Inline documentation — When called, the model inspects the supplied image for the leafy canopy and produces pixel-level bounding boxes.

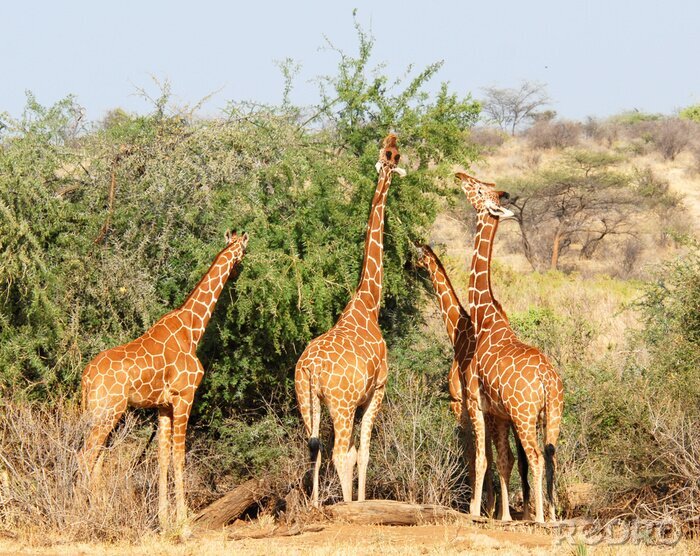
[0,21,481,429]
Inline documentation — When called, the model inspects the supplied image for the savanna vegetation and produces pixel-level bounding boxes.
[1,21,699,547]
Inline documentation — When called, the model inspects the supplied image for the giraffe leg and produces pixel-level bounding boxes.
[515,435,531,520]
[450,360,475,508]
[357,386,385,502]
[79,399,127,483]
[467,398,487,517]
[514,419,544,523]
[345,445,357,500]
[494,418,514,521]
[310,394,322,507]
[171,398,193,532]
[544,386,562,523]
[484,417,496,518]
[157,406,173,531]
[331,410,354,502]
[91,448,108,483]
[459,400,477,508]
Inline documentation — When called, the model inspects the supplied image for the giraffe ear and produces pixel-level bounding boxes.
[375,161,382,174]
[224,229,232,243]
[455,172,469,182]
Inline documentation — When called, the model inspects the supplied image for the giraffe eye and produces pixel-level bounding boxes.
[394,153,400,162]
[386,150,392,160]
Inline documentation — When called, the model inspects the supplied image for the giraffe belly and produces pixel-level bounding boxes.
[481,386,510,420]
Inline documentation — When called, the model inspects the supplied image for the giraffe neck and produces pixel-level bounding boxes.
[468,213,506,336]
[424,256,464,346]
[355,167,392,319]
[180,246,240,347]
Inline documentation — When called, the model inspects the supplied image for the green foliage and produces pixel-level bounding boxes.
[509,305,593,368]
[610,110,662,125]
[637,239,700,396]
[205,412,301,482]
[679,103,700,123]
[0,22,481,430]
[316,13,480,165]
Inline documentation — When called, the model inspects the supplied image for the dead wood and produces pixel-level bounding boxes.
[226,523,325,540]
[325,500,588,531]
[326,499,487,526]
[193,478,269,530]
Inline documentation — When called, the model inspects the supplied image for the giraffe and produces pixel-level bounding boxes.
[414,244,528,519]
[456,171,564,523]
[295,134,405,506]
[79,230,248,530]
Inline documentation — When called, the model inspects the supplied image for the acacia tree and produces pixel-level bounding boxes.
[503,151,648,271]
[481,80,550,135]
[0,20,483,426]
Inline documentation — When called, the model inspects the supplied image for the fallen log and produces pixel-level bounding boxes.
[227,523,326,540]
[325,500,587,530]
[326,499,488,526]
[193,478,269,530]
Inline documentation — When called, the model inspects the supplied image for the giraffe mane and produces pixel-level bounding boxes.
[455,172,497,188]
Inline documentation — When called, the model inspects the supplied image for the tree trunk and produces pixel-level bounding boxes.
[550,228,562,270]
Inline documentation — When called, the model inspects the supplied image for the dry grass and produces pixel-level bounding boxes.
[0,398,163,543]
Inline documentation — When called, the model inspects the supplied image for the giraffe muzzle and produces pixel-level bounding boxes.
[375,162,407,177]
[486,200,515,219]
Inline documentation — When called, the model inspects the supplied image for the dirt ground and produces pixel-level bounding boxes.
[0,521,696,556]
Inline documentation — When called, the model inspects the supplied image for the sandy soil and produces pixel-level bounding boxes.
[0,521,696,556]
[0,523,554,556]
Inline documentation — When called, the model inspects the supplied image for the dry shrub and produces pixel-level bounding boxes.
[527,119,581,150]
[617,237,644,278]
[468,126,508,150]
[651,119,692,160]
[638,403,700,524]
[586,118,620,148]
[689,141,700,175]
[368,373,469,507]
[188,409,318,521]
[579,391,700,530]
[0,398,159,543]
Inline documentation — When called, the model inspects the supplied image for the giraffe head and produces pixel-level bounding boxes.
[413,243,434,270]
[224,229,249,259]
[375,133,406,177]
[455,172,513,218]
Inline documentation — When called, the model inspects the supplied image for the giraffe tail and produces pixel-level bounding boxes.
[542,370,561,510]
[304,366,321,462]
[544,443,555,507]
[308,437,321,462]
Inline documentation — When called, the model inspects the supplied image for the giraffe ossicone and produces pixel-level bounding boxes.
[79,229,248,532]
[295,133,404,506]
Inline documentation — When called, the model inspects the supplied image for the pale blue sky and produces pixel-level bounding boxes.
[3,1,699,122]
